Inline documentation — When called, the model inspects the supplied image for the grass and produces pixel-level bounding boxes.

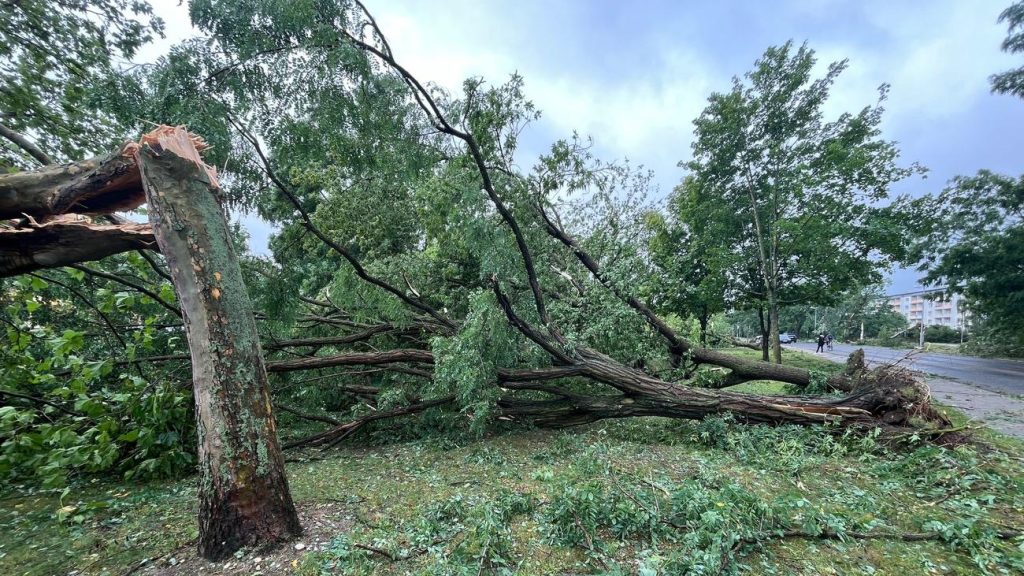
[2,347,1021,575]
[0,479,196,576]
[717,346,842,394]
[717,346,844,373]
[3,415,1023,575]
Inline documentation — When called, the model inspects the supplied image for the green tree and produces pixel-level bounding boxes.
[1,6,959,562]
[647,177,730,347]
[992,1,1024,98]
[683,41,921,364]
[912,172,1024,352]
[813,284,908,341]
[0,0,163,166]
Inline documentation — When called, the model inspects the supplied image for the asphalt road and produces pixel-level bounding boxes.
[785,341,1024,396]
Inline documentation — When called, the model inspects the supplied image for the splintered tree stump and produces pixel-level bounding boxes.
[135,126,301,560]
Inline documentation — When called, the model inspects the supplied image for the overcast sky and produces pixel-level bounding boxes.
[145,0,1023,294]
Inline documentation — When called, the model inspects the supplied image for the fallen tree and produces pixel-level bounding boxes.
[0,0,956,563]
[0,141,158,277]
[0,6,945,447]
[0,217,155,277]
[237,1,947,446]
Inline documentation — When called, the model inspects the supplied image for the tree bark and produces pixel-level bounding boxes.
[0,142,145,220]
[0,219,155,277]
[498,347,940,430]
[768,287,782,364]
[135,127,301,560]
[0,122,53,165]
[757,306,770,362]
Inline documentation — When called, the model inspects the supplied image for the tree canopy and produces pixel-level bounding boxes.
[992,0,1024,98]
[682,41,921,363]
[0,0,1010,563]
[912,171,1024,352]
[0,0,164,166]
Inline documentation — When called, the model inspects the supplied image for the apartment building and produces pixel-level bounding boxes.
[886,287,969,330]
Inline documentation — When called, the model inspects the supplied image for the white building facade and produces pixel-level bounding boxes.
[886,288,970,330]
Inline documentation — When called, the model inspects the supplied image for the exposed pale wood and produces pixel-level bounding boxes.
[0,219,155,277]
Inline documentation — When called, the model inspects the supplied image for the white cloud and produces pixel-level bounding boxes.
[370,1,717,189]
[814,0,1014,125]
[134,1,197,64]
[132,0,1021,256]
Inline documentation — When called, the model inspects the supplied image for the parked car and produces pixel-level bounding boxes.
[779,332,797,343]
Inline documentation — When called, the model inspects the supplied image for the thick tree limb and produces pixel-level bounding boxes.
[499,384,877,429]
[0,219,156,278]
[537,203,686,353]
[0,142,144,219]
[263,324,428,350]
[534,204,853,391]
[492,279,572,364]
[265,349,435,372]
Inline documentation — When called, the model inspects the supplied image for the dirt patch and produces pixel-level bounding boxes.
[133,502,352,575]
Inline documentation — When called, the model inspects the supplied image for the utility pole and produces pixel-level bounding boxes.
[918,321,925,349]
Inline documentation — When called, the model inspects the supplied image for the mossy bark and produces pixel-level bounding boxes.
[136,129,301,560]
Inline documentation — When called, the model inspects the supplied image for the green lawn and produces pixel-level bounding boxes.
[716,346,842,395]
[2,413,1022,575]
[2,347,1020,575]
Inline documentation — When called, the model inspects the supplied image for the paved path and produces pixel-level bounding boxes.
[786,341,1024,396]
[784,342,1024,439]
[927,378,1024,439]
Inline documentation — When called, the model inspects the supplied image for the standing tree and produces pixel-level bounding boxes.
[647,177,730,347]
[0,126,304,559]
[906,1,1024,355]
[911,172,1024,353]
[684,42,921,364]
[812,284,909,342]
[135,127,302,559]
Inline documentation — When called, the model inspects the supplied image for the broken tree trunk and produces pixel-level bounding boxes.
[134,126,301,560]
[263,344,945,444]
[499,347,941,429]
[0,217,155,277]
[0,143,158,278]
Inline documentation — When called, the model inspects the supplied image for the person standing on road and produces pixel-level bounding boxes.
[816,333,826,353]
[826,333,834,351]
